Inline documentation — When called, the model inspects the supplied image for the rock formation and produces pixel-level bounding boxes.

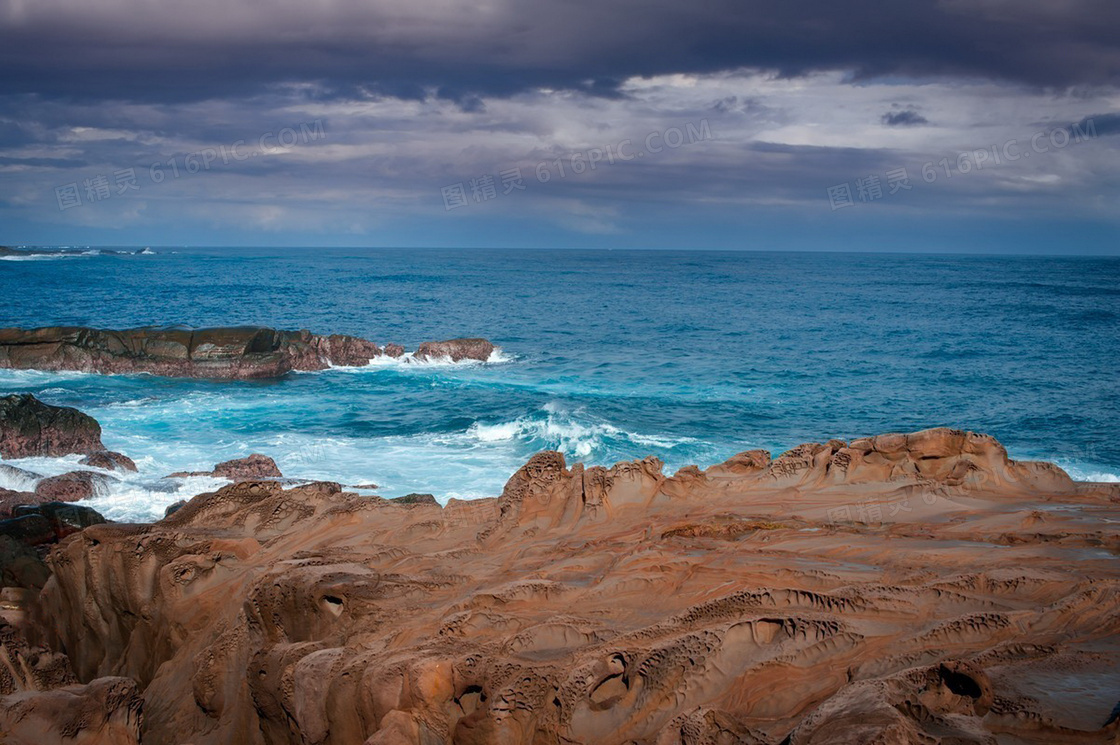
[0,393,104,458]
[80,450,138,472]
[414,338,496,362]
[33,470,110,502]
[167,453,283,480]
[1,427,1111,744]
[0,327,498,379]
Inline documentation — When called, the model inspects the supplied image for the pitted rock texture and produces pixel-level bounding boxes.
[24,428,1120,744]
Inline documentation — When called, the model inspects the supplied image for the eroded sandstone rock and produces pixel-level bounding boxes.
[29,429,1120,745]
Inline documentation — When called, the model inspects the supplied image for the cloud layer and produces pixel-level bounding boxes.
[0,0,1117,248]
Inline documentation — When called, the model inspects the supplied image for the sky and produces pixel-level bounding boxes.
[0,0,1118,251]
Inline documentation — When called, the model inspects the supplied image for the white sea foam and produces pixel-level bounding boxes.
[325,346,514,371]
[467,403,695,459]
[0,253,76,261]
[0,463,43,491]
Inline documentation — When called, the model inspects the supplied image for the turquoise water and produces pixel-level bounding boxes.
[1,247,1117,520]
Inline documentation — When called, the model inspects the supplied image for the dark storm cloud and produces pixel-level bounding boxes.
[1070,113,1120,137]
[0,155,85,167]
[1,0,1118,105]
[882,110,928,127]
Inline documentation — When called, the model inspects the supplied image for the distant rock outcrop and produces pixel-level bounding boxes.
[0,394,104,458]
[413,337,495,362]
[0,326,499,379]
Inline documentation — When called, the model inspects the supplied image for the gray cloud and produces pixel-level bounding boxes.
[0,0,1118,106]
[882,110,929,127]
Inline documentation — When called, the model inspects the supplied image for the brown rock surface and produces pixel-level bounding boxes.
[28,428,1120,744]
[0,326,497,379]
[0,393,104,458]
[167,453,283,480]
[80,450,138,472]
[0,676,143,745]
[212,453,283,480]
[33,470,108,502]
[413,338,496,362]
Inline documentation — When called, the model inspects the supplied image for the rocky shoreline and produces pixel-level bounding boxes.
[0,394,1117,744]
[0,326,497,379]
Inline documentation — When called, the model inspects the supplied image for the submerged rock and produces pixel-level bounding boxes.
[79,450,137,472]
[0,393,104,458]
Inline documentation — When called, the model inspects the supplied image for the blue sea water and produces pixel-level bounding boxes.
[1,247,1117,521]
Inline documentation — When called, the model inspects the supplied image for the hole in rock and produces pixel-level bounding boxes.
[589,673,628,709]
[457,686,486,716]
[321,595,344,616]
[940,668,982,699]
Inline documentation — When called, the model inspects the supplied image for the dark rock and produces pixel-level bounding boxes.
[79,450,137,472]
[34,471,108,502]
[14,502,107,541]
[392,492,438,505]
[0,535,50,589]
[0,394,104,458]
[413,338,495,362]
[0,515,54,546]
[163,500,186,517]
[382,343,405,358]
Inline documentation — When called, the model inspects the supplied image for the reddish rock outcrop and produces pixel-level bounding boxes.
[413,338,496,362]
[26,428,1119,745]
[80,450,138,472]
[0,487,41,519]
[33,470,109,502]
[167,453,282,480]
[212,454,282,480]
[0,393,104,458]
[0,327,498,379]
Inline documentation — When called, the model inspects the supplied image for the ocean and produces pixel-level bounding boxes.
[1,247,1117,521]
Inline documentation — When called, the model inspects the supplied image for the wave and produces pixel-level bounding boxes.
[325,347,515,371]
[1059,463,1120,483]
[467,402,696,459]
[0,253,80,262]
[0,368,115,386]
